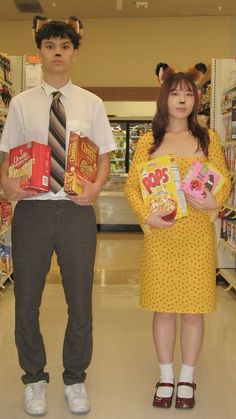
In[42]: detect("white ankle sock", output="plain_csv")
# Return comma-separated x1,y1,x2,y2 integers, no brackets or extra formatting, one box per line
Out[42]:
178,363,195,398
156,362,174,398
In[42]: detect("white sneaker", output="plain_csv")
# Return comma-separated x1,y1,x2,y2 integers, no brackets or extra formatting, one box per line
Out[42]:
24,380,47,416
65,383,90,414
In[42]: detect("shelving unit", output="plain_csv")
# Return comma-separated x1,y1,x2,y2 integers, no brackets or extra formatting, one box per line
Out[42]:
211,58,236,291
0,53,13,295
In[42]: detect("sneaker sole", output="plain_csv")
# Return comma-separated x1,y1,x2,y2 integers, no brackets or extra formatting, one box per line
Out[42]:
24,408,47,416
69,408,90,415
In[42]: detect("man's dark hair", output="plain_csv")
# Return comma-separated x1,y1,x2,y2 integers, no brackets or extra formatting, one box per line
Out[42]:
35,20,81,49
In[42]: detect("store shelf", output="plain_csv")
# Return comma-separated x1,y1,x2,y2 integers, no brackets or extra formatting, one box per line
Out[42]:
222,86,236,96
0,106,8,114
220,239,236,253
218,268,236,291
0,269,13,295
224,204,236,211
0,76,12,87
0,225,11,235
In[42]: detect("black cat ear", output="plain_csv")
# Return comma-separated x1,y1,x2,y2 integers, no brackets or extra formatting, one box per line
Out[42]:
155,62,175,84
185,63,207,83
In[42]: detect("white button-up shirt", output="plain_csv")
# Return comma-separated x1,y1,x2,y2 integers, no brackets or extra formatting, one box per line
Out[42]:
0,80,116,200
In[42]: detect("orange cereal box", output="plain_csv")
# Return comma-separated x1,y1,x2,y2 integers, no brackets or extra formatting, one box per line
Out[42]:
9,141,51,192
138,154,188,220
64,131,99,195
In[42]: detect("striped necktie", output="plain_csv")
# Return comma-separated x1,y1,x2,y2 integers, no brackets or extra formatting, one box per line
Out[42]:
48,91,66,193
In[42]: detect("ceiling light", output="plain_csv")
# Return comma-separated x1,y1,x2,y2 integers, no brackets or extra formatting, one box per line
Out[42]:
116,0,123,10
134,1,149,9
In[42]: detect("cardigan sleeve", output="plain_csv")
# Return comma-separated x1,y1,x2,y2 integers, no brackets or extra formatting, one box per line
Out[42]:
124,133,151,227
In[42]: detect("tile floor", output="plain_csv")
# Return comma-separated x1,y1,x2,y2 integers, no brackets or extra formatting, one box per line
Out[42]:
0,232,236,419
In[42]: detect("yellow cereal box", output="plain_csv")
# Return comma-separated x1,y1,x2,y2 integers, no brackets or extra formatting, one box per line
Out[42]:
64,131,99,195
137,154,188,220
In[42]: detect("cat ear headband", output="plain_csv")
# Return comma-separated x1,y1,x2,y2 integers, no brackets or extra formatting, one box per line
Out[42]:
32,15,83,38
155,62,207,85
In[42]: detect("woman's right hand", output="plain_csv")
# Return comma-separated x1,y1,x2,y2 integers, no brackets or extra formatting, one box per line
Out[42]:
145,211,176,229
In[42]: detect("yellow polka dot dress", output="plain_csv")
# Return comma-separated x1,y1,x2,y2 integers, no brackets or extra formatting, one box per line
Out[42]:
125,130,231,313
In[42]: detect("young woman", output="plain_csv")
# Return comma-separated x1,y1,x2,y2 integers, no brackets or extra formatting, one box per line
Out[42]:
125,71,231,409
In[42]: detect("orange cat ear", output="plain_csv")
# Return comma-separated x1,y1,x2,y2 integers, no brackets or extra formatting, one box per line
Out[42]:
66,16,83,37
185,63,207,83
32,15,51,38
155,62,175,85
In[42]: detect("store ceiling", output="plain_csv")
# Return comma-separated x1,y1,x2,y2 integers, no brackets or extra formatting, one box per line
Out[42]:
0,0,235,21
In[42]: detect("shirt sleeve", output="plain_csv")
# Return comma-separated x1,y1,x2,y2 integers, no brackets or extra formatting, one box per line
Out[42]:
91,100,116,155
0,98,24,152
208,130,232,207
124,133,151,226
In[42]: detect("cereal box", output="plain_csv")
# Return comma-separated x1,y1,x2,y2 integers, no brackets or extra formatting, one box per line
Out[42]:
64,131,99,195
9,141,51,192
138,155,188,220
180,161,225,199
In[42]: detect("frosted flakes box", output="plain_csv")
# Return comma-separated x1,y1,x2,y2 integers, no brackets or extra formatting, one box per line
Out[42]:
64,131,99,195
180,160,225,199
138,154,188,220
9,141,51,192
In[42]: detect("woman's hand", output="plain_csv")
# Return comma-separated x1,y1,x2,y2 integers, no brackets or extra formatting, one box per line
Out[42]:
185,189,218,211
145,211,176,229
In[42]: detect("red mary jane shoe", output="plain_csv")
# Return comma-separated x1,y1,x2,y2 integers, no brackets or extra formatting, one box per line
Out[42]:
153,382,175,408
175,381,197,409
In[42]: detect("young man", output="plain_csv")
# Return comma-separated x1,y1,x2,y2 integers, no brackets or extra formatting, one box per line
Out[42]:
0,18,115,416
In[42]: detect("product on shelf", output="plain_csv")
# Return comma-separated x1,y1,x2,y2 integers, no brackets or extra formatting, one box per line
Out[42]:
9,141,51,192
0,53,11,84
138,154,188,220
232,99,236,140
64,131,99,195
0,198,12,230
0,244,12,275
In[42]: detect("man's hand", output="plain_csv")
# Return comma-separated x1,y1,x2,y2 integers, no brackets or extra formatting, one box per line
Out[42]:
1,175,37,201
67,178,101,206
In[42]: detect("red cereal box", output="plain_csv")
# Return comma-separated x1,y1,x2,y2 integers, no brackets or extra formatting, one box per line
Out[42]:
64,131,99,195
9,141,51,192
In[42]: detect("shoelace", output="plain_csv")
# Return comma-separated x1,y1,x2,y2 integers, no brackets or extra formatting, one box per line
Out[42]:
26,381,46,400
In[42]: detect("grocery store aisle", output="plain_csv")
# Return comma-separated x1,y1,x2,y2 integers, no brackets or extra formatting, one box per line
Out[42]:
0,232,236,419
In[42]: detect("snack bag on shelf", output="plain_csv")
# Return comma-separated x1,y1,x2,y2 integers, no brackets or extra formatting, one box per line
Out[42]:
180,160,225,199
137,154,188,221
9,141,51,192
0,198,12,227
64,131,99,195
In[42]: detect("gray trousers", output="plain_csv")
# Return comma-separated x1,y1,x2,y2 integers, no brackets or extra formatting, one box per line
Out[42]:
12,200,97,385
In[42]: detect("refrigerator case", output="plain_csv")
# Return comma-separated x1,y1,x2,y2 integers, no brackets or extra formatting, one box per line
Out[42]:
109,118,152,175
210,59,236,273
94,118,152,229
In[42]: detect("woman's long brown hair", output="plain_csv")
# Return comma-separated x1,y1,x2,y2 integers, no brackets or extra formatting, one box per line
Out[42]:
151,72,210,156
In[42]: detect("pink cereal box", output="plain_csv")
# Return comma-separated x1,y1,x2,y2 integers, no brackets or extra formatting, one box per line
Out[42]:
180,161,225,199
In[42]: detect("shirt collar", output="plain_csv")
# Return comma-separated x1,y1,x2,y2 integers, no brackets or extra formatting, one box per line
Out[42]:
41,79,73,98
